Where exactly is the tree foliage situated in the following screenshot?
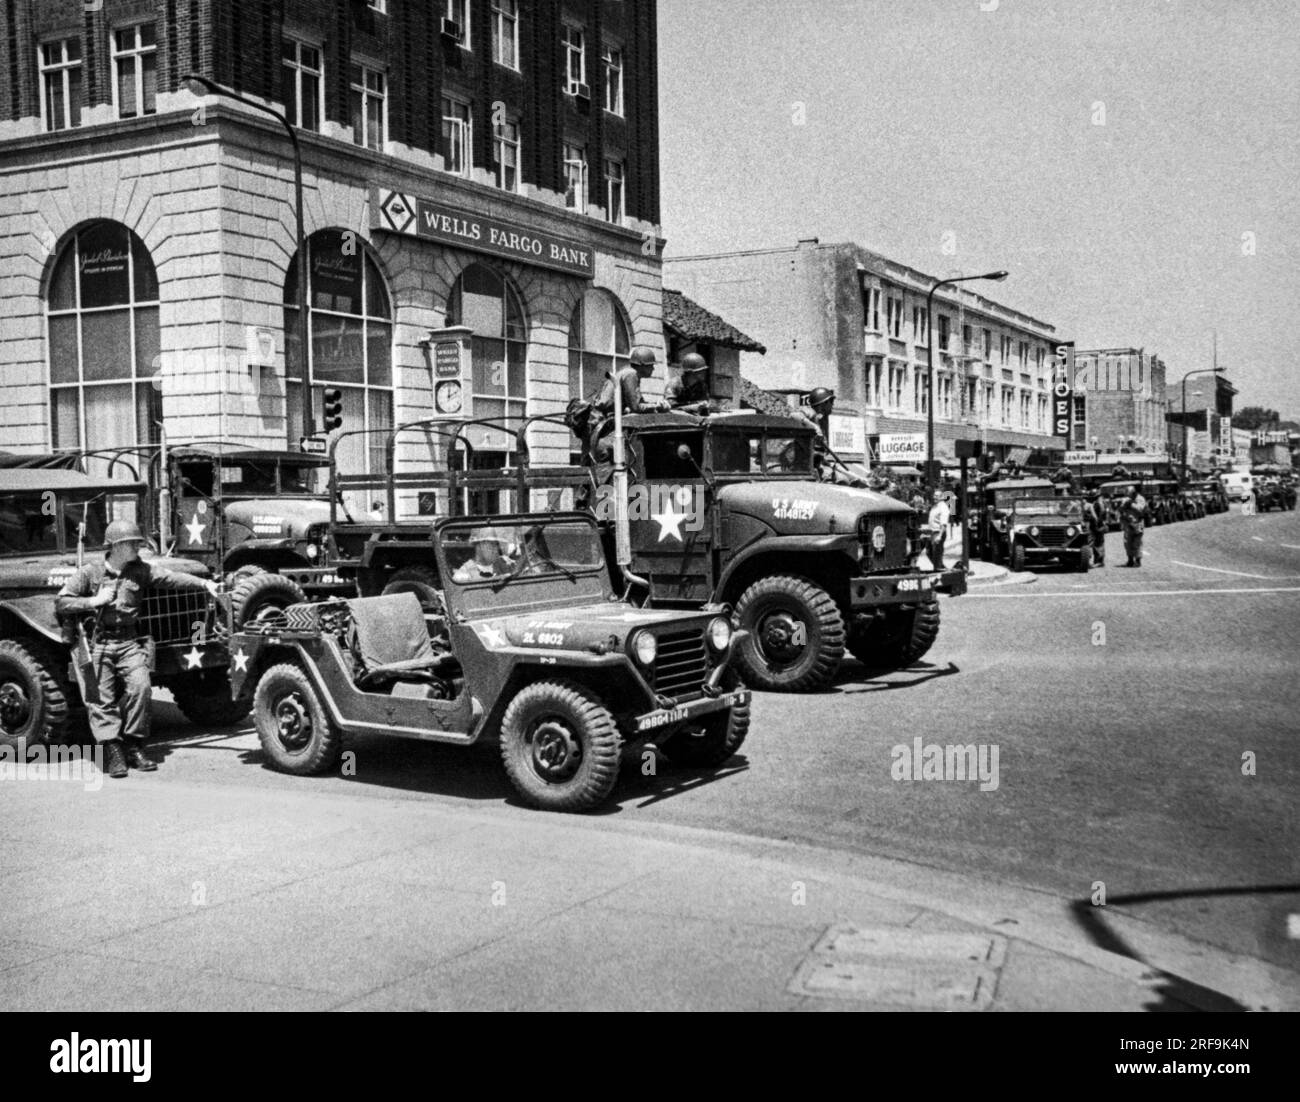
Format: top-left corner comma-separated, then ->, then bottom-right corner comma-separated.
1234,406 -> 1280,430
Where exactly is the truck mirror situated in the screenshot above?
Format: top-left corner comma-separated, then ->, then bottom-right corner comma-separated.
676,444 -> 691,462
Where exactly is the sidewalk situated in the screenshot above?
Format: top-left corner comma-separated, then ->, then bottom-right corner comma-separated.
933,529 -> 1032,587
2,767 -> 1293,1011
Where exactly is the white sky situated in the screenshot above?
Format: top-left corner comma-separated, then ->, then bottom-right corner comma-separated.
658,0 -> 1300,417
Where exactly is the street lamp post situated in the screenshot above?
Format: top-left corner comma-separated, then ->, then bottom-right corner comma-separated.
1179,366 -> 1225,470
926,271 -> 1008,493
184,73 -> 313,439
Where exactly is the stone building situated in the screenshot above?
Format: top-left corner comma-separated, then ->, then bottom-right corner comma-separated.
0,0 -> 663,508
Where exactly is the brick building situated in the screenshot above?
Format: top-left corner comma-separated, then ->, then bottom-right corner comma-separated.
664,239 -> 1066,466
1164,373 -> 1237,468
0,0 -> 662,506
1070,348 -> 1169,457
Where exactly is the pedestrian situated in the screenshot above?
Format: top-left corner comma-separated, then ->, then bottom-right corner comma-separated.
1240,489 -> 1255,516
1119,484 -> 1147,567
927,489 -> 950,570
55,520 -> 221,778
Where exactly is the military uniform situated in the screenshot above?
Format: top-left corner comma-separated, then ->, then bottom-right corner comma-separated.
56,555 -> 212,748
1085,498 -> 1107,566
664,373 -> 711,413
1119,493 -> 1147,566
586,360 -> 667,486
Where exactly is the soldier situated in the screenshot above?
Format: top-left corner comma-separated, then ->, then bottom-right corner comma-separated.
664,352 -> 713,414
798,387 -> 836,439
452,528 -> 515,583
586,345 -> 670,487
1118,484 -> 1147,567
1085,489 -> 1107,567
55,520 -> 220,778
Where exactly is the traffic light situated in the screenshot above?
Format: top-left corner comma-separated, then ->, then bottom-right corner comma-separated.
323,387 -> 343,432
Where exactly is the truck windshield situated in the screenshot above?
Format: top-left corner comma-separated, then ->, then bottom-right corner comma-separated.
711,432 -> 814,475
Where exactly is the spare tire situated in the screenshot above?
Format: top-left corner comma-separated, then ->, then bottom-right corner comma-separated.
229,572 -> 308,632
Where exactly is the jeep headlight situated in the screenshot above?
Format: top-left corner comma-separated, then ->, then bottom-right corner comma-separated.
306,543 -> 319,559
1066,526 -> 1077,537
1028,526 -> 1039,537
708,617 -> 732,652
632,632 -> 657,666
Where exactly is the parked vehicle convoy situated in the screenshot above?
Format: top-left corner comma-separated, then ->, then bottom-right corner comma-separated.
1189,480 -> 1230,514
228,512 -> 751,812
1004,495 -> 1094,572
0,466 -> 239,745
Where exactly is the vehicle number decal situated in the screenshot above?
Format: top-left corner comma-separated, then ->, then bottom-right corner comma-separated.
522,631 -> 566,646
252,514 -> 284,535
896,578 -> 924,592
772,498 -> 817,521
46,568 -> 76,588
637,706 -> 688,732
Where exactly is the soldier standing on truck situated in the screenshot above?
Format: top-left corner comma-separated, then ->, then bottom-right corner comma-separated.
587,346 -> 671,486
1119,484 -> 1147,567
55,520 -> 220,778
664,352 -> 714,414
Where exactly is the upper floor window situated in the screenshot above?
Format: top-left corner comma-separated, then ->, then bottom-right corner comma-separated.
564,143 -> 588,213
281,40 -> 323,131
912,305 -> 929,345
603,158 -> 624,223
441,97 -> 473,176
863,286 -> 881,332
349,64 -> 386,151
39,38 -> 82,132
937,314 -> 951,351
886,296 -> 904,339
445,0 -> 472,50
493,0 -> 519,69
982,328 -> 991,359
494,119 -> 520,192
602,45 -> 624,115
112,24 -> 157,119
368,0 -> 387,12
563,25 -> 587,94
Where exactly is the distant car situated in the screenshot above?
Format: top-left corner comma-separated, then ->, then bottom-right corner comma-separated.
1254,479 -> 1285,512
1218,471 -> 1253,502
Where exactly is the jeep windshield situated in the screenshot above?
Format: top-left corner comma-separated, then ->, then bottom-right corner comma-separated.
0,490 -> 142,555
992,488 -> 1056,509
1013,499 -> 1084,519
443,519 -> 605,587
710,431 -> 815,475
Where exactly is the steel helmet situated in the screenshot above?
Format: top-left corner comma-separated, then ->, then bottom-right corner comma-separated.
681,352 -> 709,374
103,519 -> 145,547
808,386 -> 835,410
468,526 -> 509,545
629,346 -> 657,369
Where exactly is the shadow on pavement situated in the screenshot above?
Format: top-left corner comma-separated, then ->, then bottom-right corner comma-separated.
830,660 -> 961,695
1067,882 -> 1300,1011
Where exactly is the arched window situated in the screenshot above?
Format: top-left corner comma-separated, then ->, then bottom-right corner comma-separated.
446,263 -> 528,430
284,229 -> 393,474
568,288 -> 630,402
47,221 -> 161,458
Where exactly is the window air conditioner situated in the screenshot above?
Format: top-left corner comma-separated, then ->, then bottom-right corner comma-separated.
441,18 -> 463,41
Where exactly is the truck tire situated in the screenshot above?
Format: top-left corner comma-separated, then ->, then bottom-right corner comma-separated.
499,680 -> 622,812
171,669 -> 253,729
0,638 -> 70,748
1010,544 -> 1026,572
229,572 -> 307,631
1079,545 -> 1092,573
847,597 -> 941,671
380,565 -> 445,613
661,696 -> 750,768
732,575 -> 844,692
253,662 -> 341,775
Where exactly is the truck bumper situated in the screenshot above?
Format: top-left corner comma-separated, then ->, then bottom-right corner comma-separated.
633,689 -> 750,736
850,567 -> 964,606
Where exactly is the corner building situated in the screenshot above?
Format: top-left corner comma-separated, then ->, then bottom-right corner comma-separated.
0,0 -> 662,503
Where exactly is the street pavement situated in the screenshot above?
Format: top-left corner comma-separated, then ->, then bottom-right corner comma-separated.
1,507 -> 1296,1011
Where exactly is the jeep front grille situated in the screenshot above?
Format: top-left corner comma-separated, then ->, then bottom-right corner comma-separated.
140,590 -> 209,646
652,628 -> 708,700
1032,527 -> 1072,548
858,514 -> 911,571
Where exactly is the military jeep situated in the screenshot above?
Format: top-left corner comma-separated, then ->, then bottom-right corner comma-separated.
1005,496 -> 1093,572
970,477 -> 1059,564
0,466 -> 240,746
227,512 -> 750,812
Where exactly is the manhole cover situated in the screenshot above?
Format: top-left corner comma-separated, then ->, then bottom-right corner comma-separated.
789,924 -> 1006,1009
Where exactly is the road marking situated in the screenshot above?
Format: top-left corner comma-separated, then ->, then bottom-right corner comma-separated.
1252,536 -> 1265,542
1289,914 -> 1300,940
1171,560 -> 1300,580
966,586 -> 1300,599
1281,544 -> 1300,550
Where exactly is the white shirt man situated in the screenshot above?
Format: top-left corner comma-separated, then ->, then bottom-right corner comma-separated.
927,493 -> 951,570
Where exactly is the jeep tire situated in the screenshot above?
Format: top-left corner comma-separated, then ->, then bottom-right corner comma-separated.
1079,545 -> 1092,573
171,668 -> 253,729
661,694 -> 750,768
1011,543 -> 1026,573
229,572 -> 307,631
0,638 -> 70,748
732,574 -> 844,692
253,662 -> 342,775
847,596 -> 941,671
499,680 -> 622,812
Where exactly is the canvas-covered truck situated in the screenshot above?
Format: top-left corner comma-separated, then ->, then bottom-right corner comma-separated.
0,466 -> 243,744
227,512 -> 751,812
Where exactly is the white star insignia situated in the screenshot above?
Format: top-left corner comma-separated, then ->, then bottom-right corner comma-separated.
651,505 -> 688,543
233,648 -> 249,673
183,646 -> 204,670
185,514 -> 206,545
478,624 -> 507,648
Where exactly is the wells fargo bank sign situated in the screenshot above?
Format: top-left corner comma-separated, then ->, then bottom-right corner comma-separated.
372,188 -> 595,279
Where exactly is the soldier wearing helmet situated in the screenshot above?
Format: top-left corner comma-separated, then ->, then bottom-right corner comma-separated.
451,527 -> 516,583
664,352 -> 714,414
583,345 -> 672,487
55,518 -> 220,778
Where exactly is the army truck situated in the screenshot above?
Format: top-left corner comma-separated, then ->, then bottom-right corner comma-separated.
1004,496 -> 1094,572
0,466 -> 241,745
228,512 -> 750,812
